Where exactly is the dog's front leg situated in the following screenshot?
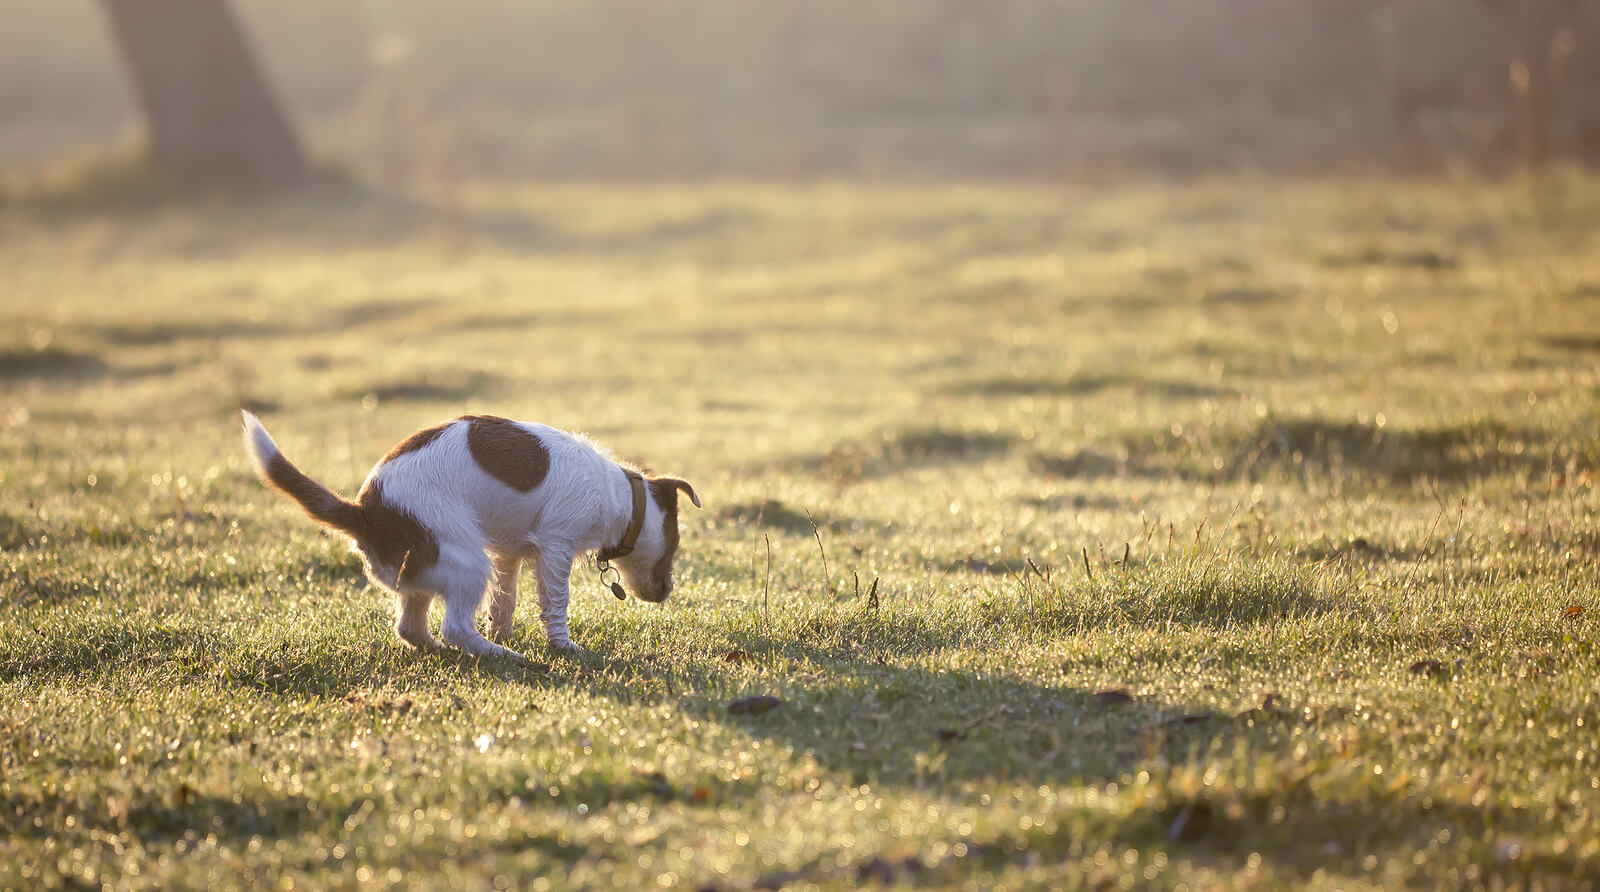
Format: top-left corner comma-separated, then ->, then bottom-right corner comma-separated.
488,552 -> 520,644
533,546 -> 581,652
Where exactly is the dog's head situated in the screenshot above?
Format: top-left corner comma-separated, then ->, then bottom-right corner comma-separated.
615,477 -> 700,603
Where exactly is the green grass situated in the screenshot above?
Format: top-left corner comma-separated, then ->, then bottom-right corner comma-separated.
3,175 -> 1600,889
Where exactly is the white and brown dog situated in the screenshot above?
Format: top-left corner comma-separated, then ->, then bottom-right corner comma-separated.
241,411 -> 699,659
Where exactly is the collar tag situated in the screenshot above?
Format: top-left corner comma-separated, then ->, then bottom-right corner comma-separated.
596,558 -> 626,600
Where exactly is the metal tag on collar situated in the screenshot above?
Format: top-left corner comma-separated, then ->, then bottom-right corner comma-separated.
597,557 -> 627,600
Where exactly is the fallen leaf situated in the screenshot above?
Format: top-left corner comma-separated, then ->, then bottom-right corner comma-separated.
1094,689 -> 1133,706
1409,659 -> 1448,679
720,650 -> 755,663
728,695 -> 783,715
690,785 -> 711,804
936,728 -> 965,742
1563,605 -> 1584,619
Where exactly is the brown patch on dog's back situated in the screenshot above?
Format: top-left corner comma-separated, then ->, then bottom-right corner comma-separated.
380,419 -> 455,465
465,415 -> 551,492
356,480 -> 440,586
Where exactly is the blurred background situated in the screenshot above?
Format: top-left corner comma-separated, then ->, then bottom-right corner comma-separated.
2,0 -> 1596,187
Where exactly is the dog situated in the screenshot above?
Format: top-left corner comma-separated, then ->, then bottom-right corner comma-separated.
241,411 -> 699,658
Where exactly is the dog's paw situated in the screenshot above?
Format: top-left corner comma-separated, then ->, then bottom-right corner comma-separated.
545,639 -> 590,658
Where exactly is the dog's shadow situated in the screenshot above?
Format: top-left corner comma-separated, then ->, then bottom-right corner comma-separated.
452,633 -> 1551,887
15,620 -> 1570,884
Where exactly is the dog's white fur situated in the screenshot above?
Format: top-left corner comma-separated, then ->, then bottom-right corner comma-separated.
241,411 -> 698,658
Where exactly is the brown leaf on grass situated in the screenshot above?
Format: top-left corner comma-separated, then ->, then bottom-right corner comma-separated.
728,695 -> 783,715
936,728 -> 965,742
1095,689 -> 1134,705
690,785 -> 711,804
1563,605 -> 1584,619
720,650 -> 755,663
344,689 -> 415,717
1409,659 -> 1449,679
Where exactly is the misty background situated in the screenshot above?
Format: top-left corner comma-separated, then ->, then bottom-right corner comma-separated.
3,0 -> 1596,183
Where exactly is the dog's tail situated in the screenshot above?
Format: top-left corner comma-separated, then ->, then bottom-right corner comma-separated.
241,410 -> 368,540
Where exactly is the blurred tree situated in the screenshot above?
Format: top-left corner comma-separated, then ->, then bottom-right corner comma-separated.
1490,0 -> 1582,170
98,0 -> 308,186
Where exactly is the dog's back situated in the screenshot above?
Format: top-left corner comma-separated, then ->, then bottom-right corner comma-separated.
355,415 -> 617,561
243,412 -> 615,587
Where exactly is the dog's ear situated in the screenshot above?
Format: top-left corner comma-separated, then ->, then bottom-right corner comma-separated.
658,477 -> 701,508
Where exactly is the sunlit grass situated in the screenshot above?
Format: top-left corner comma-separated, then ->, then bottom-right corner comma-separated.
3,176 -> 1599,889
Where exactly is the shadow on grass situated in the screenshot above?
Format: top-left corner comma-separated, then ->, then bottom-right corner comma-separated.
654,653 -> 1568,888
338,369 -> 505,404
86,297 -> 440,349
0,622 -> 218,684
0,512 -> 31,550
15,581 -> 1562,883
1,150 -> 769,261
782,426 -> 1020,483
0,346 -> 108,381
948,373 -> 1230,400
90,318 -> 298,347
714,500 -> 836,537
920,785 -> 1588,890
1200,286 -> 1289,306
1029,449 -> 1141,480
3,785 -> 322,843
1318,246 -> 1459,271
1032,416 -> 1585,487
1542,334 -> 1600,354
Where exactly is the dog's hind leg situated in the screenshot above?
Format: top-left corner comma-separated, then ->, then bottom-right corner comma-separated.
488,552 -> 520,644
395,592 -> 442,651
435,546 -> 521,659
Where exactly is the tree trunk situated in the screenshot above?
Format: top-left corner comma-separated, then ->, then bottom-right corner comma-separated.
99,0 -> 310,187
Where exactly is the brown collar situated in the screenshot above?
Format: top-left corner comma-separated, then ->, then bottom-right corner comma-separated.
598,470 -> 647,561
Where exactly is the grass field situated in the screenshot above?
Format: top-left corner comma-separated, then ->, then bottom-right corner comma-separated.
3,175 -> 1599,890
